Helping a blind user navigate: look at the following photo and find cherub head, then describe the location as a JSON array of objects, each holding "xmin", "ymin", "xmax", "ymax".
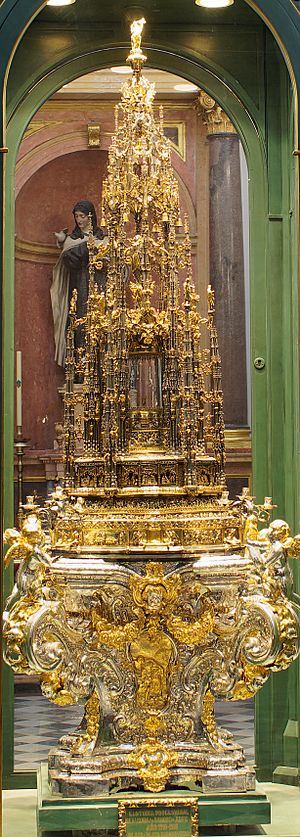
[{"xmin": 268, "ymin": 519, "xmax": 290, "ymax": 543}]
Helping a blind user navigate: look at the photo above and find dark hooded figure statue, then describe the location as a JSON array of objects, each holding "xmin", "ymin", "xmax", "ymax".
[{"xmin": 51, "ymin": 200, "xmax": 107, "ymax": 366}]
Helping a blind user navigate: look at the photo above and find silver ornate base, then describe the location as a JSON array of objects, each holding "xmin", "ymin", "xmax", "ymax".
[
  {"xmin": 48, "ymin": 738, "xmax": 255, "ymax": 797},
  {"xmin": 5, "ymin": 528, "xmax": 300, "ymax": 798}
]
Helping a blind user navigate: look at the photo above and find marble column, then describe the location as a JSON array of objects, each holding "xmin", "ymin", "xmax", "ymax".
[{"xmin": 197, "ymin": 93, "xmax": 248, "ymax": 427}]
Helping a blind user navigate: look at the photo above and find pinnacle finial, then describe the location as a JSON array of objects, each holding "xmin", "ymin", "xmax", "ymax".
[{"xmin": 127, "ymin": 17, "xmax": 147, "ymax": 68}]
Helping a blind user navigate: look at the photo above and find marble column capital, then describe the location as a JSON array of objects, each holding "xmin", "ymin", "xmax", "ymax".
[{"xmin": 194, "ymin": 91, "xmax": 236, "ymax": 136}]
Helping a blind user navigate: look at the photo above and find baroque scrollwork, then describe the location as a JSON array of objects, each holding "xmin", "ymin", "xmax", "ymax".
[{"xmin": 3, "ymin": 512, "xmax": 300, "ymax": 792}]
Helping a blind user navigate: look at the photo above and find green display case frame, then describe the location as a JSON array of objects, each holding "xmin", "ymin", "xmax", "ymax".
[{"xmin": 0, "ymin": 0, "xmax": 300, "ymax": 793}]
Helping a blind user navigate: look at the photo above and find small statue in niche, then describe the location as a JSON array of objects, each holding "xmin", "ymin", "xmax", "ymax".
[
  {"xmin": 51, "ymin": 200, "xmax": 108, "ymax": 366},
  {"xmin": 53, "ymin": 422, "xmax": 64, "ymax": 450}
]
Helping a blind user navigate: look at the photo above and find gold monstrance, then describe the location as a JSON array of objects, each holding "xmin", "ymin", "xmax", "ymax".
[
  {"xmin": 3, "ymin": 19, "xmax": 300, "ymax": 798},
  {"xmin": 63, "ymin": 17, "xmax": 228, "ymax": 544}
]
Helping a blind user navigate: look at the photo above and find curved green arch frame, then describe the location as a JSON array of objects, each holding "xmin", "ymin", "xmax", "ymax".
[
  {"xmin": 1, "ymin": 0, "xmax": 300, "ymax": 102},
  {"xmin": 7, "ymin": 43, "xmax": 262, "ymax": 129}
]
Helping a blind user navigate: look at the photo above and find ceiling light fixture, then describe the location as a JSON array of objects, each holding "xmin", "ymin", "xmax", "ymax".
[
  {"xmin": 195, "ymin": 0, "xmax": 234, "ymax": 8},
  {"xmin": 174, "ymin": 83, "xmax": 199, "ymax": 92},
  {"xmin": 47, "ymin": 0, "xmax": 76, "ymax": 7},
  {"xmin": 110, "ymin": 66, "xmax": 133, "ymax": 74}
]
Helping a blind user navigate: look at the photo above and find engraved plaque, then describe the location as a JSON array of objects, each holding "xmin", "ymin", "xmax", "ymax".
[{"xmin": 118, "ymin": 798, "xmax": 199, "ymax": 837}]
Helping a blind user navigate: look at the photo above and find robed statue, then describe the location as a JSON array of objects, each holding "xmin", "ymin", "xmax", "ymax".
[{"xmin": 51, "ymin": 199, "xmax": 107, "ymax": 366}]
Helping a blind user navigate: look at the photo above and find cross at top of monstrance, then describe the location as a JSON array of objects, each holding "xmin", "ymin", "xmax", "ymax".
[{"xmin": 60, "ymin": 18, "xmax": 243, "ymax": 553}]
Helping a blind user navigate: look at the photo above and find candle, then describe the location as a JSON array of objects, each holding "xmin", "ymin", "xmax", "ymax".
[{"xmin": 16, "ymin": 350, "xmax": 22, "ymax": 429}]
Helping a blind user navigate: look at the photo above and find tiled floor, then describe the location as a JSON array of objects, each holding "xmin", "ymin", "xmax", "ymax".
[
  {"xmin": 14, "ymin": 681, "xmax": 255, "ymax": 770},
  {"xmin": 14, "ymin": 690, "xmax": 83, "ymax": 770},
  {"xmin": 215, "ymin": 698, "xmax": 255, "ymax": 762}
]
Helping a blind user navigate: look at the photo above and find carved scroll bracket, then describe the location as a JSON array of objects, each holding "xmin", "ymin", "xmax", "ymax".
[{"xmin": 195, "ymin": 90, "xmax": 236, "ymax": 135}]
